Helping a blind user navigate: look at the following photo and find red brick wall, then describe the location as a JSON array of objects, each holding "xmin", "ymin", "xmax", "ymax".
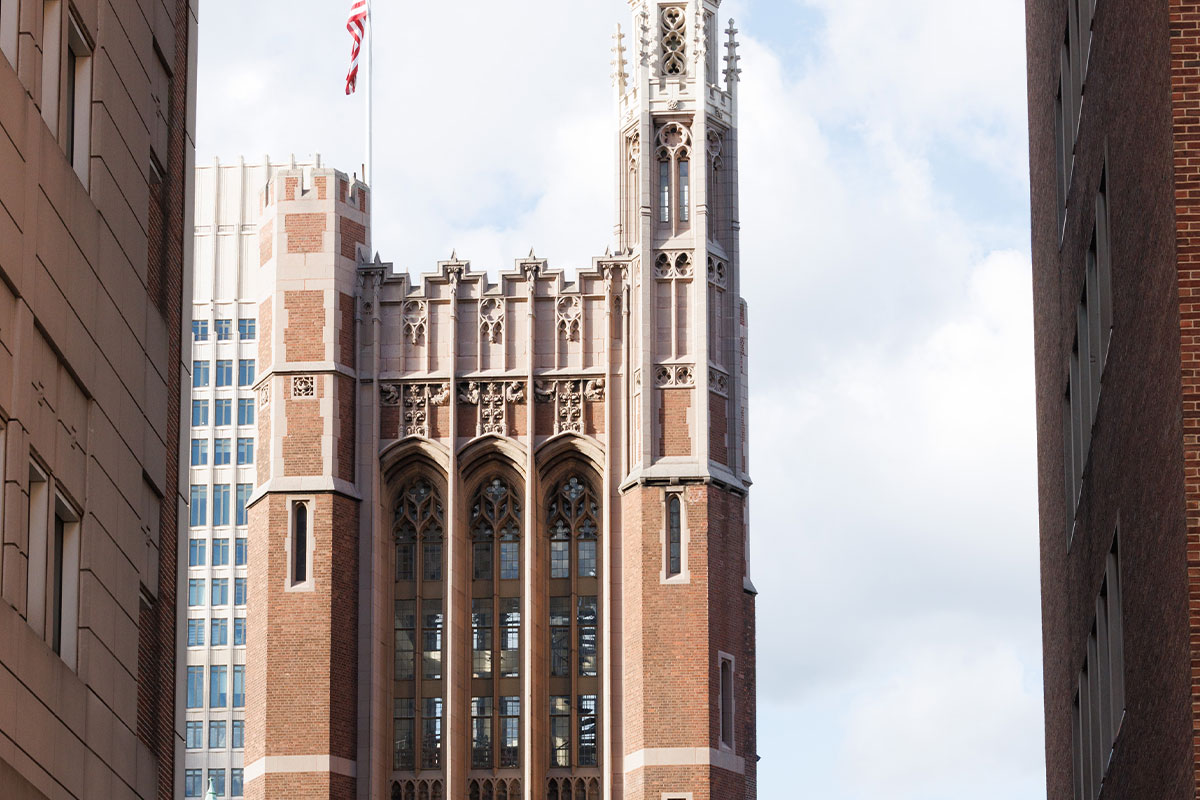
[
  {"xmin": 458, "ymin": 403, "xmax": 476, "ymax": 438},
  {"xmin": 258, "ymin": 392, "xmax": 272, "ymax": 486},
  {"xmin": 337, "ymin": 375, "xmax": 355, "ymax": 483},
  {"xmin": 659, "ymin": 389, "xmax": 692, "ymax": 457},
  {"xmin": 511, "ymin": 402, "xmax": 527, "ymax": 437},
  {"xmin": 285, "ymin": 176, "xmax": 299, "ymax": 201},
  {"xmin": 381, "ymin": 404, "xmax": 400, "ymax": 440},
  {"xmin": 339, "ymin": 292, "xmax": 356, "ymax": 368},
  {"xmin": 260, "ymin": 219, "xmax": 274, "ymax": 266},
  {"xmin": 431, "ymin": 404, "xmax": 450, "ymax": 440},
  {"xmin": 586, "ymin": 399, "xmax": 604, "ymax": 435},
  {"xmin": 340, "ymin": 215, "xmax": 366, "ymax": 261},
  {"xmin": 314, "ymin": 175, "xmax": 328, "ymax": 201},
  {"xmin": 284, "ymin": 376, "xmax": 324, "ymax": 477},
  {"xmin": 286, "ymin": 290, "xmax": 325, "ymax": 362},
  {"xmin": 286, "ymin": 212, "xmax": 326, "ymax": 254}
]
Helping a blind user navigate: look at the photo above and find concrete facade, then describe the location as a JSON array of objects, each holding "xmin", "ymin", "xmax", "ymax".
[
  {"xmin": 0, "ymin": 1, "xmax": 197, "ymax": 799},
  {"xmin": 1027, "ymin": 0, "xmax": 1200, "ymax": 798},
  {"xmin": 241, "ymin": 2, "xmax": 756, "ymax": 800}
]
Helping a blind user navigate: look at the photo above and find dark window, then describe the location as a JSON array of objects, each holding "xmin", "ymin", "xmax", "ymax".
[
  {"xmin": 293, "ymin": 503, "xmax": 308, "ymax": 583},
  {"xmin": 393, "ymin": 698, "xmax": 415, "ymax": 769},
  {"xmin": 668, "ymin": 495, "xmax": 682, "ymax": 576},
  {"xmin": 578, "ymin": 694, "xmax": 597, "ymax": 766},
  {"xmin": 473, "ymin": 598, "xmax": 492, "ymax": 679},
  {"xmin": 500, "ymin": 696, "xmax": 520, "ymax": 767},
  {"xmin": 550, "ymin": 695, "xmax": 570, "ymax": 767},
  {"xmin": 720, "ymin": 658, "xmax": 734, "ymax": 748},
  {"xmin": 550, "ymin": 597, "xmax": 570, "ymax": 677},
  {"xmin": 578, "ymin": 596, "xmax": 597, "ymax": 677},
  {"xmin": 471, "ymin": 696, "xmax": 492, "ymax": 768}
]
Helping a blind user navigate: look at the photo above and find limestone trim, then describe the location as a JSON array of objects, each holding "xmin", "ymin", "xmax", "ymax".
[
  {"xmin": 458, "ymin": 380, "xmax": 526, "ymax": 437},
  {"xmin": 380, "ymin": 382, "xmax": 451, "ymax": 439},
  {"xmin": 243, "ymin": 755, "xmax": 358, "ymax": 783},
  {"xmin": 534, "ymin": 378, "xmax": 606, "ymax": 435},
  {"xmin": 623, "ymin": 747, "xmax": 744, "ymax": 775}
]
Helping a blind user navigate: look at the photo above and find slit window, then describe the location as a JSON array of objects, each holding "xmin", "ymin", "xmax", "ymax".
[
  {"xmin": 292, "ymin": 502, "xmax": 308, "ymax": 584},
  {"xmin": 668, "ymin": 495, "xmax": 682, "ymax": 577},
  {"xmin": 719, "ymin": 655, "xmax": 735, "ymax": 749}
]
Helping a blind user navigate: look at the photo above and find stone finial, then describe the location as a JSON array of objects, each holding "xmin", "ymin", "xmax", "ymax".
[
  {"xmin": 723, "ymin": 19, "xmax": 742, "ymax": 86},
  {"xmin": 612, "ymin": 24, "xmax": 629, "ymax": 93}
]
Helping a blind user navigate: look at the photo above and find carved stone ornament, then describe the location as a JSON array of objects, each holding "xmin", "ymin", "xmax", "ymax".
[
  {"xmin": 534, "ymin": 378, "xmax": 606, "ymax": 436},
  {"xmin": 381, "ymin": 382, "xmax": 451, "ymax": 438},
  {"xmin": 707, "ymin": 256, "xmax": 728, "ymax": 288},
  {"xmin": 655, "ymin": 365, "xmax": 695, "ymax": 388},
  {"xmin": 402, "ymin": 300, "xmax": 428, "ymax": 345},
  {"xmin": 557, "ymin": 296, "xmax": 582, "ymax": 342},
  {"xmin": 292, "ymin": 375, "xmax": 316, "ymax": 398},
  {"xmin": 656, "ymin": 122, "xmax": 691, "ymax": 161},
  {"xmin": 480, "ymin": 298, "xmax": 505, "ymax": 345},
  {"xmin": 457, "ymin": 380, "xmax": 527, "ymax": 438},
  {"xmin": 655, "ymin": 251, "xmax": 693, "ymax": 279},
  {"xmin": 258, "ymin": 385, "xmax": 270, "ymax": 409},
  {"xmin": 709, "ymin": 369, "xmax": 730, "ymax": 397}
]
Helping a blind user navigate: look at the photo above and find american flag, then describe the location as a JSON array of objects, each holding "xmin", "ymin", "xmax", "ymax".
[{"xmin": 345, "ymin": 0, "xmax": 368, "ymax": 95}]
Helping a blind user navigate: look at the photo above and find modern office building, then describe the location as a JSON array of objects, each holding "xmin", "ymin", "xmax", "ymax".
[
  {"xmin": 1027, "ymin": 1, "xmax": 1200, "ymax": 798},
  {"xmin": 182, "ymin": 158, "xmax": 325, "ymax": 799},
  {"xmin": 241, "ymin": 2, "xmax": 757, "ymax": 799},
  {"xmin": 0, "ymin": 1, "xmax": 196, "ymax": 799}
]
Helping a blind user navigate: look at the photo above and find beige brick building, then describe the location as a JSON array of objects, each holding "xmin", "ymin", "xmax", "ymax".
[
  {"xmin": 0, "ymin": 1, "xmax": 197, "ymax": 799},
  {"xmin": 244, "ymin": 3, "xmax": 756, "ymax": 799}
]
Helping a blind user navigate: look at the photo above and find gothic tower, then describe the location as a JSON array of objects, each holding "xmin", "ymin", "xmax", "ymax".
[{"xmin": 240, "ymin": 3, "xmax": 754, "ymax": 800}]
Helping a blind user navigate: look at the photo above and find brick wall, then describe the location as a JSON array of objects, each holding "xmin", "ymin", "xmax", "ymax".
[
  {"xmin": 337, "ymin": 375, "xmax": 355, "ymax": 483},
  {"xmin": 659, "ymin": 389, "xmax": 692, "ymax": 457},
  {"xmin": 259, "ymin": 300, "xmax": 273, "ymax": 372},
  {"xmin": 286, "ymin": 290, "xmax": 326, "ymax": 363},
  {"xmin": 710, "ymin": 393, "xmax": 728, "ymax": 467},
  {"xmin": 340, "ymin": 216, "xmax": 366, "ymax": 261},
  {"xmin": 286, "ymin": 212, "xmax": 326, "ymax": 254},
  {"xmin": 284, "ymin": 376, "xmax": 325, "ymax": 477},
  {"xmin": 260, "ymin": 219, "xmax": 274, "ymax": 266}
]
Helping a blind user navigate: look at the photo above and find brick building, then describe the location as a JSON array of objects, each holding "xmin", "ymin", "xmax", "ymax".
[
  {"xmin": 1027, "ymin": 0, "xmax": 1200, "ymax": 798},
  {"xmin": 238, "ymin": 2, "xmax": 757, "ymax": 799},
  {"xmin": 0, "ymin": 1, "xmax": 197, "ymax": 800}
]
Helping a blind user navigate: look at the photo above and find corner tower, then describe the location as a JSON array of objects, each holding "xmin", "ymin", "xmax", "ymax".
[{"xmin": 616, "ymin": 2, "xmax": 756, "ymax": 799}]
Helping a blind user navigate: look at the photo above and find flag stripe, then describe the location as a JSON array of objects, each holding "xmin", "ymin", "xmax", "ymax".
[{"xmin": 346, "ymin": 1, "xmax": 368, "ymax": 95}]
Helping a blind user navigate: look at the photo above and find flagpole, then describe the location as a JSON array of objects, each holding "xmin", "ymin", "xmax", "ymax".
[{"xmin": 365, "ymin": 0, "xmax": 373, "ymax": 193}]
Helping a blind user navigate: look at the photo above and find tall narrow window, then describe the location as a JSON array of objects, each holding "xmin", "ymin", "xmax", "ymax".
[
  {"xmin": 551, "ymin": 695, "xmax": 571, "ymax": 768},
  {"xmin": 471, "ymin": 697, "xmax": 493, "ymax": 768},
  {"xmin": 292, "ymin": 502, "xmax": 308, "ymax": 584},
  {"xmin": 578, "ymin": 695, "xmax": 598, "ymax": 766},
  {"xmin": 423, "ymin": 598, "xmax": 443, "ymax": 680},
  {"xmin": 44, "ymin": 492, "xmax": 82, "ymax": 667},
  {"xmin": 578, "ymin": 597, "xmax": 597, "ymax": 677},
  {"xmin": 550, "ymin": 597, "xmax": 570, "ymax": 677},
  {"xmin": 659, "ymin": 159, "xmax": 671, "ymax": 223},
  {"xmin": 667, "ymin": 495, "xmax": 682, "ymax": 577},
  {"xmin": 41, "ymin": 1, "xmax": 62, "ymax": 134},
  {"xmin": 678, "ymin": 159, "xmax": 690, "ymax": 222},
  {"xmin": 472, "ymin": 599, "xmax": 492, "ymax": 679},
  {"xmin": 422, "ymin": 697, "xmax": 443, "ymax": 769},
  {"xmin": 210, "ymin": 665, "xmax": 228, "ymax": 708},
  {"xmin": 214, "ymin": 485, "xmax": 231, "ymax": 526},
  {"xmin": 26, "ymin": 464, "xmax": 49, "ymax": 635},
  {"xmin": 65, "ymin": 17, "xmax": 91, "ymax": 186},
  {"xmin": 500, "ymin": 696, "xmax": 520, "ymax": 768},
  {"xmin": 236, "ymin": 484, "xmax": 253, "ymax": 526},
  {"xmin": 500, "ymin": 598, "xmax": 520, "ymax": 678},
  {"xmin": 719, "ymin": 655, "xmax": 735, "ymax": 749},
  {"xmin": 393, "ymin": 698, "xmax": 415, "ymax": 770},
  {"xmin": 50, "ymin": 513, "xmax": 65, "ymax": 655}
]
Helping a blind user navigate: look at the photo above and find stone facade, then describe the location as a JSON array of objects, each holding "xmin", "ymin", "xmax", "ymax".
[
  {"xmin": 244, "ymin": 3, "xmax": 755, "ymax": 799},
  {"xmin": 0, "ymin": 1, "xmax": 197, "ymax": 799}
]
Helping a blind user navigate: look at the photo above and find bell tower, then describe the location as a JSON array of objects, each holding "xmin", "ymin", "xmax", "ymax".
[{"xmin": 615, "ymin": 1, "xmax": 756, "ymax": 799}]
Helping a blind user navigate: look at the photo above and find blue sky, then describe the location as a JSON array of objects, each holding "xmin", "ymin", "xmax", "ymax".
[{"xmin": 196, "ymin": 1, "xmax": 1043, "ymax": 796}]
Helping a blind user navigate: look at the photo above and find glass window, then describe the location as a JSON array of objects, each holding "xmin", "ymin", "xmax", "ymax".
[
  {"xmin": 423, "ymin": 541, "xmax": 442, "ymax": 582},
  {"xmin": 395, "ymin": 599, "xmax": 416, "ymax": 680},
  {"xmin": 471, "ymin": 696, "xmax": 492, "ymax": 769},
  {"xmin": 578, "ymin": 540, "xmax": 597, "ymax": 578},
  {"xmin": 186, "ymin": 720, "xmax": 203, "ymax": 749},
  {"xmin": 187, "ymin": 579, "xmax": 205, "ymax": 607},
  {"xmin": 192, "ymin": 400, "xmax": 209, "ymax": 427},
  {"xmin": 190, "ymin": 486, "xmax": 207, "ymax": 527},
  {"xmin": 231, "ymin": 768, "xmax": 243, "ymax": 798},
  {"xmin": 192, "ymin": 320, "xmax": 209, "ymax": 341},
  {"xmin": 235, "ymin": 535, "xmax": 249, "ymax": 564},
  {"xmin": 234, "ymin": 578, "xmax": 247, "ymax": 606},
  {"xmin": 209, "ymin": 720, "xmax": 226, "ymax": 749},
  {"xmin": 214, "ymin": 485, "xmax": 231, "ymax": 526},
  {"xmin": 500, "ymin": 541, "xmax": 519, "ymax": 580},
  {"xmin": 238, "ymin": 359, "xmax": 255, "ymax": 387},
  {"xmin": 232, "ymin": 664, "xmax": 245, "ymax": 707},
  {"xmin": 578, "ymin": 596, "xmax": 598, "ymax": 677},
  {"xmin": 212, "ymin": 578, "xmax": 229, "ymax": 606},
  {"xmin": 393, "ymin": 698, "xmax": 415, "ymax": 770},
  {"xmin": 668, "ymin": 496, "xmax": 682, "ymax": 577},
  {"xmin": 237, "ymin": 398, "xmax": 255, "ymax": 426},
  {"xmin": 189, "ymin": 538, "xmax": 206, "ymax": 567},
  {"xmin": 211, "ymin": 618, "xmax": 228, "ymax": 646},
  {"xmin": 500, "ymin": 598, "xmax": 520, "ymax": 678},
  {"xmin": 187, "ymin": 619, "xmax": 205, "ymax": 647},
  {"xmin": 214, "ymin": 398, "xmax": 232, "ymax": 427},
  {"xmin": 423, "ymin": 598, "xmax": 443, "ymax": 680},
  {"xmin": 422, "ymin": 697, "xmax": 443, "ymax": 769},
  {"xmin": 550, "ymin": 695, "xmax": 570, "ymax": 767},
  {"xmin": 237, "ymin": 438, "xmax": 254, "ymax": 465},
  {"xmin": 659, "ymin": 160, "xmax": 671, "ymax": 223},
  {"xmin": 236, "ymin": 486, "xmax": 252, "ymax": 527},
  {"xmin": 500, "ymin": 696, "xmax": 520, "ymax": 768},
  {"xmin": 216, "ymin": 360, "xmax": 233, "ymax": 387},
  {"xmin": 193, "ymin": 361, "xmax": 210, "ymax": 388},
  {"xmin": 210, "ymin": 665, "xmax": 228, "ymax": 708},
  {"xmin": 186, "ymin": 666, "xmax": 203, "ymax": 708},
  {"xmin": 234, "ymin": 617, "xmax": 246, "ymax": 646},
  {"xmin": 578, "ymin": 694, "xmax": 598, "ymax": 766},
  {"xmin": 679, "ymin": 158, "xmax": 690, "ymax": 222},
  {"xmin": 550, "ymin": 597, "xmax": 570, "ymax": 677},
  {"xmin": 208, "ymin": 768, "xmax": 226, "ymax": 797},
  {"xmin": 293, "ymin": 503, "xmax": 308, "ymax": 583},
  {"xmin": 231, "ymin": 720, "xmax": 244, "ymax": 749},
  {"xmin": 396, "ymin": 540, "xmax": 415, "ymax": 581},
  {"xmin": 550, "ymin": 539, "xmax": 569, "ymax": 579},
  {"xmin": 472, "ymin": 599, "xmax": 492, "ymax": 679},
  {"xmin": 212, "ymin": 537, "xmax": 230, "ymax": 566},
  {"xmin": 238, "ymin": 319, "xmax": 256, "ymax": 340},
  {"xmin": 215, "ymin": 319, "xmax": 232, "ymax": 340},
  {"xmin": 191, "ymin": 439, "xmax": 208, "ymax": 466},
  {"xmin": 473, "ymin": 540, "xmax": 491, "ymax": 581},
  {"xmin": 185, "ymin": 769, "xmax": 202, "ymax": 797},
  {"xmin": 214, "ymin": 439, "xmax": 231, "ymax": 466}
]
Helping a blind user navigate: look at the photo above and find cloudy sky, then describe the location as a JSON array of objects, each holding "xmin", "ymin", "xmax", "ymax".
[{"xmin": 195, "ymin": 0, "xmax": 1042, "ymax": 796}]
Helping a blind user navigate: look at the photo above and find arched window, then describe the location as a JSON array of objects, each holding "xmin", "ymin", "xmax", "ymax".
[
  {"xmin": 470, "ymin": 476, "xmax": 523, "ymax": 771},
  {"xmin": 392, "ymin": 478, "xmax": 445, "ymax": 774},
  {"xmin": 667, "ymin": 495, "xmax": 682, "ymax": 578},
  {"xmin": 656, "ymin": 123, "xmax": 692, "ymax": 236},
  {"xmin": 547, "ymin": 475, "xmax": 602, "ymax": 771}
]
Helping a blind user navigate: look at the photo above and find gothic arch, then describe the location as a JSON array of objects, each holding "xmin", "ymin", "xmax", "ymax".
[
  {"xmin": 381, "ymin": 437, "xmax": 451, "ymax": 488},
  {"xmin": 535, "ymin": 432, "xmax": 606, "ymax": 479},
  {"xmin": 458, "ymin": 435, "xmax": 529, "ymax": 485}
]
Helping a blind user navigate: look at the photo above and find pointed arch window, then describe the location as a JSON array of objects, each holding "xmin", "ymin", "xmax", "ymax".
[
  {"xmin": 657, "ymin": 123, "xmax": 692, "ymax": 236},
  {"xmin": 470, "ymin": 476, "xmax": 524, "ymax": 772},
  {"xmin": 547, "ymin": 474, "xmax": 602, "ymax": 771},
  {"xmin": 392, "ymin": 478, "xmax": 446, "ymax": 775}
]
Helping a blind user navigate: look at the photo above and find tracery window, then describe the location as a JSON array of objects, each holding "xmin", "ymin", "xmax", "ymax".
[
  {"xmin": 392, "ymin": 478, "xmax": 446, "ymax": 775},
  {"xmin": 657, "ymin": 123, "xmax": 692, "ymax": 236},
  {"xmin": 546, "ymin": 475, "xmax": 602, "ymax": 772},
  {"xmin": 660, "ymin": 5, "xmax": 686, "ymax": 76},
  {"xmin": 470, "ymin": 476, "xmax": 524, "ymax": 772}
]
